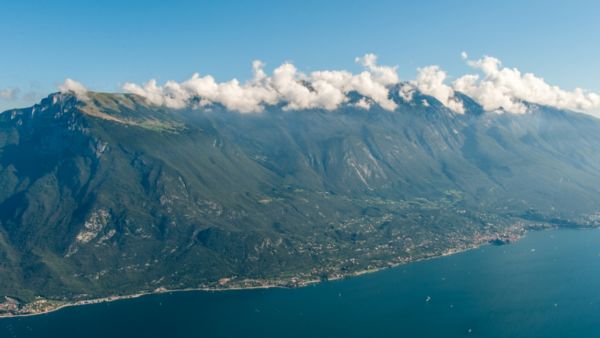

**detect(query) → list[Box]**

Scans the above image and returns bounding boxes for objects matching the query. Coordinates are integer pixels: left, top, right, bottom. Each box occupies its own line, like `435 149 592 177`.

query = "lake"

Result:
2 228 600 337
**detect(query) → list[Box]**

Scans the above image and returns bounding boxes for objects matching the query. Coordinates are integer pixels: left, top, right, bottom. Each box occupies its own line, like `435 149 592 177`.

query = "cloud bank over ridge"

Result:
454 53 600 114
121 54 398 113
60 54 600 116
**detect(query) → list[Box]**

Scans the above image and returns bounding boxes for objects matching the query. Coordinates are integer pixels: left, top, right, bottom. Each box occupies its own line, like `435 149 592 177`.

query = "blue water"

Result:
2 228 600 338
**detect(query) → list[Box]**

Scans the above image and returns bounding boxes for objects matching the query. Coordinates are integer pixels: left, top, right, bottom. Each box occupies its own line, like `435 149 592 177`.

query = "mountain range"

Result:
2 88 600 315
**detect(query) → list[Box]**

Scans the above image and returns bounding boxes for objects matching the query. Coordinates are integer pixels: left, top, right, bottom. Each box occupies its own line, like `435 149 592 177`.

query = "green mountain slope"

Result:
2 91 600 312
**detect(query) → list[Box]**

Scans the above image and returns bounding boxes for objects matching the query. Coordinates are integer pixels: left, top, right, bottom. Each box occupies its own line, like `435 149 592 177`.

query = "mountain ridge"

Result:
2 89 600 316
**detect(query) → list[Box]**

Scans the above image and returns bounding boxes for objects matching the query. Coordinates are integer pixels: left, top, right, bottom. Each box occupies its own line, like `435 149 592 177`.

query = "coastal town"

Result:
0 217 555 318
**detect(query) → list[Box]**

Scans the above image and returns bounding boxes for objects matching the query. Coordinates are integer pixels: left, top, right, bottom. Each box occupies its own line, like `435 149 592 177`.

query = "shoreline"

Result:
0 232 526 320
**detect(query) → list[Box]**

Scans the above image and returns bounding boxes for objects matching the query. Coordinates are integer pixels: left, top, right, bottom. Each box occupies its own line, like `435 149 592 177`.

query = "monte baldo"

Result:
2 89 600 316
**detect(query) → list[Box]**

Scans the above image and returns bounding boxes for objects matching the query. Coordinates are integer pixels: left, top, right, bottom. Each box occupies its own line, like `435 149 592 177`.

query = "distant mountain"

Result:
2 90 600 314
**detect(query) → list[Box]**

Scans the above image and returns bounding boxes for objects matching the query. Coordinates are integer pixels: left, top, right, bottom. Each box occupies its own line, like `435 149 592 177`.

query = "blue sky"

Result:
1 0 599 111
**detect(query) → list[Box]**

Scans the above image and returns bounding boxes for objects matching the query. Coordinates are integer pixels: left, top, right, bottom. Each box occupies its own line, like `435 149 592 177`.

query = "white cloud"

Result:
398 84 415 102
123 54 399 113
355 53 399 86
413 66 465 113
353 97 372 110
454 55 600 114
59 78 88 100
